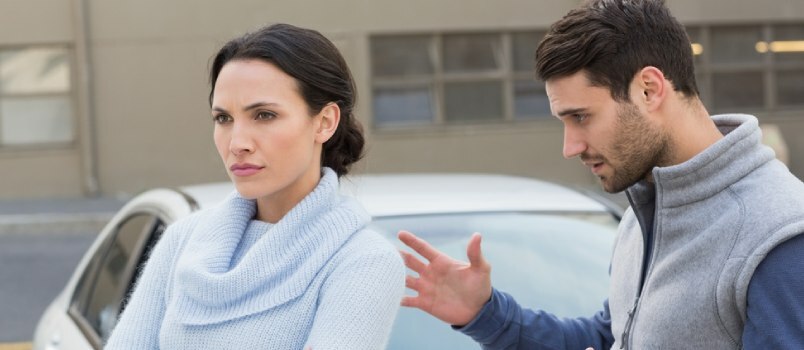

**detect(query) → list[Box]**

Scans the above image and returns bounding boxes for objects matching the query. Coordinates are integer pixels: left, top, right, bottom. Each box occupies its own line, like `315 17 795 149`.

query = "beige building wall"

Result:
0 0 85 198
85 0 592 197
1 0 803 198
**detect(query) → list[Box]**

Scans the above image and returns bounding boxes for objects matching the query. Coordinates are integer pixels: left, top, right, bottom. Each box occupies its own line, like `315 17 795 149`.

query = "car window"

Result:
370 212 618 350
69 213 165 347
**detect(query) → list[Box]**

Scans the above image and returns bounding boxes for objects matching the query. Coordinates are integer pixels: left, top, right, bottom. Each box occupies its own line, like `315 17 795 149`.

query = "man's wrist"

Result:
453 287 502 335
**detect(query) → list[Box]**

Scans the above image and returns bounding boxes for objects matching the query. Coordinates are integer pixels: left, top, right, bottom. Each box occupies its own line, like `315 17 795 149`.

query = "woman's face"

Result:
211 59 331 206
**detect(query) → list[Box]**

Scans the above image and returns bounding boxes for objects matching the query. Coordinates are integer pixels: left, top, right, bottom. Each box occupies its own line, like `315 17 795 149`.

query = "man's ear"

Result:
633 66 668 113
315 102 341 144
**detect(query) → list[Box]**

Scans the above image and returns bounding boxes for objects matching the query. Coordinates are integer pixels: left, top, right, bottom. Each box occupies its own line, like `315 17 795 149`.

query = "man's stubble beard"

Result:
601 102 671 193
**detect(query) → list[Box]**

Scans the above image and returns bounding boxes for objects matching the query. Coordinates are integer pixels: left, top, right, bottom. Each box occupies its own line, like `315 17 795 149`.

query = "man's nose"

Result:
562 127 586 159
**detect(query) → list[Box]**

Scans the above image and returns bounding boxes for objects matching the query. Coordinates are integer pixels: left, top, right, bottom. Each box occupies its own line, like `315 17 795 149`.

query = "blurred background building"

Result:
1 0 803 199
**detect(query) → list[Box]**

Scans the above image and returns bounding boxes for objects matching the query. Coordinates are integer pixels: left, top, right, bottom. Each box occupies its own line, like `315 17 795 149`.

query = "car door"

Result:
66 211 167 349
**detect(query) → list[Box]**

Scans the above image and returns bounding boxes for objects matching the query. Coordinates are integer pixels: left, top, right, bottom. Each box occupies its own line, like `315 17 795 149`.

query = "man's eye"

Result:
574 114 588 123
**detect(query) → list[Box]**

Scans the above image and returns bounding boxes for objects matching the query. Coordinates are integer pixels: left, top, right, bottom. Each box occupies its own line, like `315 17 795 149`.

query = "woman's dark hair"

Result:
209 23 364 177
536 0 699 102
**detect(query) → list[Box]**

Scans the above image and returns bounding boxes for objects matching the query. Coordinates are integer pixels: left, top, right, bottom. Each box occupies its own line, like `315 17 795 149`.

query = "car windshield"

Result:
369 211 618 350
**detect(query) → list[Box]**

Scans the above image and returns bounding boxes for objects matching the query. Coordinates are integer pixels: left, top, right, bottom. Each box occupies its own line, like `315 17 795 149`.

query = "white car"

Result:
33 173 620 350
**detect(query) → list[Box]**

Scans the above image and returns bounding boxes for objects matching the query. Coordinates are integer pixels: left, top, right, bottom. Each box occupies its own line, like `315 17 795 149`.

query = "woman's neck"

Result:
256 167 322 223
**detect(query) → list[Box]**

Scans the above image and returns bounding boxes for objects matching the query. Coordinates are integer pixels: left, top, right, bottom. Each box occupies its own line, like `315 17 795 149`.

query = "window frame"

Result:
369 22 804 131
369 30 553 130
687 22 804 113
0 44 78 149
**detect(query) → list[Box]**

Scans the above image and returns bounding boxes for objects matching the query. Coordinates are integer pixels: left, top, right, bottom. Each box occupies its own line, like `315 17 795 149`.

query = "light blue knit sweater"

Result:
105 168 405 349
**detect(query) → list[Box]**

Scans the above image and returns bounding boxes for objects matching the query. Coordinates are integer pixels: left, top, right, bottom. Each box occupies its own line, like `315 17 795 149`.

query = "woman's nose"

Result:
229 122 254 155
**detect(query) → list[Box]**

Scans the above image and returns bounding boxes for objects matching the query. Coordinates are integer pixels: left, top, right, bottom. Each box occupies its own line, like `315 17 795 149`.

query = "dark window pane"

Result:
443 34 501 73
711 26 765 64
514 79 551 119
712 72 764 110
686 27 704 65
512 31 545 72
444 81 502 122
371 36 433 77
86 215 153 339
373 86 433 126
84 214 154 342
777 70 804 108
773 24 804 63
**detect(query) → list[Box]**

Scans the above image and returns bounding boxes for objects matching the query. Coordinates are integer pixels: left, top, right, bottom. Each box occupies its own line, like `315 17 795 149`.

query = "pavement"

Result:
0 196 124 348
0 196 126 235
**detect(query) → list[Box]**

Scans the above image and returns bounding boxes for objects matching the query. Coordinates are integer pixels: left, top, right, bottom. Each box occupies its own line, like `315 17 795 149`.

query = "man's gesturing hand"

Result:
397 230 493 326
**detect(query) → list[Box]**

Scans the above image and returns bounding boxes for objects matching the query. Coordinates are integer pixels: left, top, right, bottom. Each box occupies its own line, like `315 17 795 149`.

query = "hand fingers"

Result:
400 250 427 274
398 230 441 261
400 295 424 309
405 275 421 291
466 232 488 269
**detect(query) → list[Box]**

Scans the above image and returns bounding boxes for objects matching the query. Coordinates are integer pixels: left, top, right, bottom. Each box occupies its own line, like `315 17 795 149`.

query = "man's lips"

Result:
229 163 264 177
590 163 604 175
582 160 605 175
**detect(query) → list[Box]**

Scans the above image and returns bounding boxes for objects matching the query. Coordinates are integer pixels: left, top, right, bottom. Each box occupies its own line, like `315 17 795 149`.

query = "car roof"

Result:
179 173 609 217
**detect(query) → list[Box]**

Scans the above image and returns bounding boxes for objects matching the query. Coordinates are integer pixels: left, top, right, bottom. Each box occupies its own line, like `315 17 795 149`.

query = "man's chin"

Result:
599 177 629 194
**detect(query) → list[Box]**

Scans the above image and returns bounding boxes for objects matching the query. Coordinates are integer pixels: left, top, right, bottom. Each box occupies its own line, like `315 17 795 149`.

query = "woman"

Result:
105 23 405 349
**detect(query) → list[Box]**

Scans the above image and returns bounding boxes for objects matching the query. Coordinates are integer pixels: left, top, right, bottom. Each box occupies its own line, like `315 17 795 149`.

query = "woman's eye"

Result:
256 111 276 120
213 114 232 124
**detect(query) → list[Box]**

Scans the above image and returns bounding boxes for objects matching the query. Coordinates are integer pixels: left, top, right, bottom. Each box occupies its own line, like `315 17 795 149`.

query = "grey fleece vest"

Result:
608 114 804 349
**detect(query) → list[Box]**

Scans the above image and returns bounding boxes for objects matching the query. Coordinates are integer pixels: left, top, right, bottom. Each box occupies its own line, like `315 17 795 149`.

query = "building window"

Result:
370 23 804 129
512 32 550 119
0 46 74 147
687 23 804 113
370 31 550 128
773 24 804 109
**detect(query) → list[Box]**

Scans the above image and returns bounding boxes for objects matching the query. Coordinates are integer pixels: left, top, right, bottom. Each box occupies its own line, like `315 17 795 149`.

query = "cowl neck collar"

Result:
172 168 370 324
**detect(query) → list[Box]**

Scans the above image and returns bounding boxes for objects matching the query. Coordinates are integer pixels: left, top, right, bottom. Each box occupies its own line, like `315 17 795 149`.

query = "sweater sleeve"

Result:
456 288 614 350
743 233 804 349
104 223 183 350
304 238 406 350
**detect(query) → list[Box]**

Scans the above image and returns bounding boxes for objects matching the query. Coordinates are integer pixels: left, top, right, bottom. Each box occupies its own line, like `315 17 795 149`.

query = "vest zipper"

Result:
622 190 660 349
620 298 639 349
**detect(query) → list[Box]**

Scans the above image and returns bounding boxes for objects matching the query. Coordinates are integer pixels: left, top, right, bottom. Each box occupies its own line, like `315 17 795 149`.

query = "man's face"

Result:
546 71 669 193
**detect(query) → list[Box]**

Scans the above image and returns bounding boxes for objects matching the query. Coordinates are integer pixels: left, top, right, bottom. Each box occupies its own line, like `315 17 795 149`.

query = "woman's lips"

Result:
230 163 264 177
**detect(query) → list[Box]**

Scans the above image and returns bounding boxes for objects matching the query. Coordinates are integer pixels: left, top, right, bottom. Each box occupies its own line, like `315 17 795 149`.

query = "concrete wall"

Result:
0 0 74 45
82 0 594 197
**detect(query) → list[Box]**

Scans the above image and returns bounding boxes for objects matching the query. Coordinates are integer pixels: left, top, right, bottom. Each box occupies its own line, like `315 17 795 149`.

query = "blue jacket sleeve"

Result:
743 233 804 349
455 288 614 350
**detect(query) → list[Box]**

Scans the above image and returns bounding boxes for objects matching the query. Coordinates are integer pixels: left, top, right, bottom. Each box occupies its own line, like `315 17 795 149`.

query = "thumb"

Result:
466 232 488 269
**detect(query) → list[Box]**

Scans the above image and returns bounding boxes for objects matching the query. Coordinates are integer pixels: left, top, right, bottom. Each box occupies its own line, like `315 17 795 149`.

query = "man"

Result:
398 0 804 348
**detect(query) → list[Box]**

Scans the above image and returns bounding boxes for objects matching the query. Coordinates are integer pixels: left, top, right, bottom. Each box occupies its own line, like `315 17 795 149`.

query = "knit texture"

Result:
105 168 405 349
